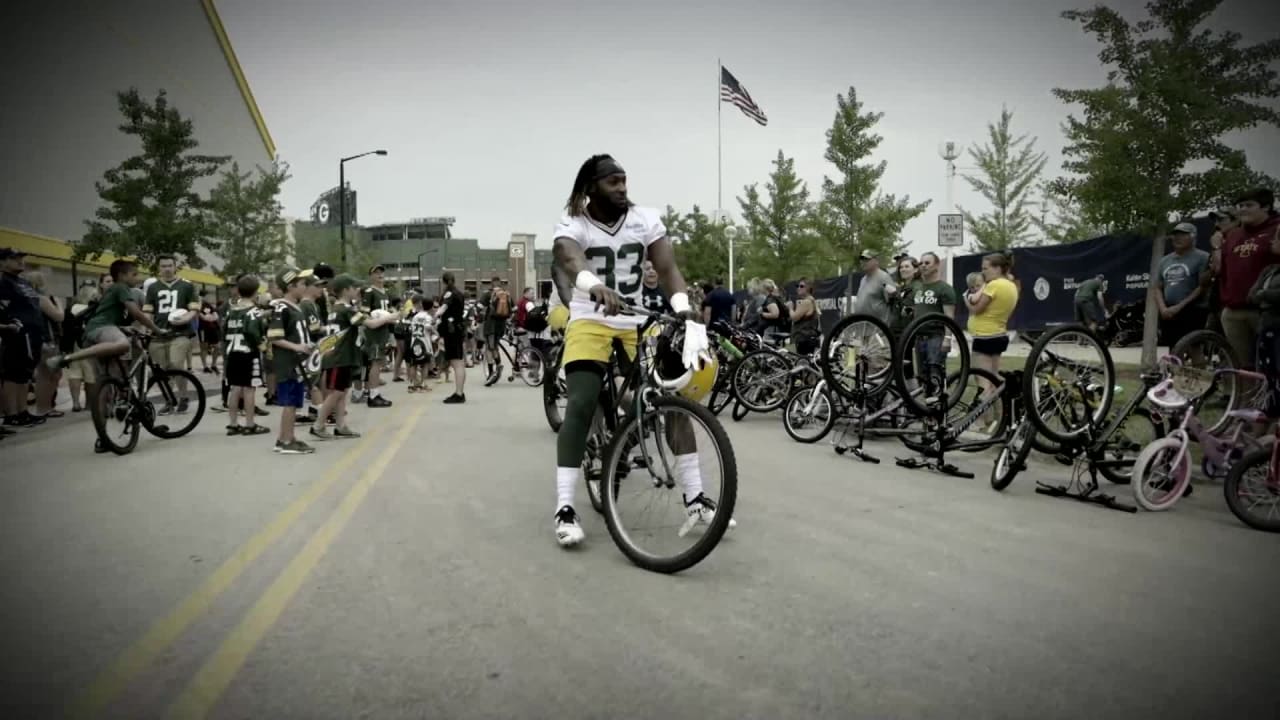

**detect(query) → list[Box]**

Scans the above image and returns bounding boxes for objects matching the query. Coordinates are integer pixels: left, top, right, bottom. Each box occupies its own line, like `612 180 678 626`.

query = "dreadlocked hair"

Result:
564 154 616 217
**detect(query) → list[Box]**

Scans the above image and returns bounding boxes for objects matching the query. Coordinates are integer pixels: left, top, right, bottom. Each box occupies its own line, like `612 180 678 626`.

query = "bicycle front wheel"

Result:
991 417 1036 491
1224 447 1280 533
90 377 140 455
821 314 894 401
783 384 836 444
1130 436 1191 511
600 395 737 574
146 369 206 439
518 346 545 387
892 313 971 417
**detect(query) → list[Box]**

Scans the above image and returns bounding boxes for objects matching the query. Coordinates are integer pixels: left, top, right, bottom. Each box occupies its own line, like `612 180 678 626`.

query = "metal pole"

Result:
339 161 347 266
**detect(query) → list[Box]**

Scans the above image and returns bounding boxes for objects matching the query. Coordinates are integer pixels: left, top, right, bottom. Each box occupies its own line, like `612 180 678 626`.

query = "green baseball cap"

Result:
331 273 361 293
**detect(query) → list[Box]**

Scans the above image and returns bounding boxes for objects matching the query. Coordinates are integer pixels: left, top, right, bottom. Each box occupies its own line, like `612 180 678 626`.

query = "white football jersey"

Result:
551 206 666 329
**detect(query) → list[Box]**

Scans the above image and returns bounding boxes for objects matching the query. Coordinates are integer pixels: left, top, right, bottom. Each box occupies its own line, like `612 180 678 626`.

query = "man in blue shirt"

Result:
1156 222 1211 349
0 248 61 427
701 277 735 327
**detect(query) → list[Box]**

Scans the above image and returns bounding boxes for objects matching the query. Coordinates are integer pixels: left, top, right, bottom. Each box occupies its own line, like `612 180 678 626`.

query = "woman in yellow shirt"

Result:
965 253 1019 381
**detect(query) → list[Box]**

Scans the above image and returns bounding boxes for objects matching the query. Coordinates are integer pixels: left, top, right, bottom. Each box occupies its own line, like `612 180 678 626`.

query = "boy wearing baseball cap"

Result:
266 267 315 454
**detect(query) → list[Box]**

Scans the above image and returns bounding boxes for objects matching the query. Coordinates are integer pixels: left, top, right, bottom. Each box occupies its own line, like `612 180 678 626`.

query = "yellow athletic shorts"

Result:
562 320 638 366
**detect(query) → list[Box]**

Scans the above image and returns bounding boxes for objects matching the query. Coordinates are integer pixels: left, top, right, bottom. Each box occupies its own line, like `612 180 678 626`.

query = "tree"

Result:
666 205 731 284
78 88 229 269
293 223 376 276
1054 0 1280 365
817 86 929 290
737 150 823 283
205 161 292 280
958 107 1048 252
1031 180 1107 245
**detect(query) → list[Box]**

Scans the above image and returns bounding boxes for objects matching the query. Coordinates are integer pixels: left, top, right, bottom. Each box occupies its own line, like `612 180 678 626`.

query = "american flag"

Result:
720 66 768 126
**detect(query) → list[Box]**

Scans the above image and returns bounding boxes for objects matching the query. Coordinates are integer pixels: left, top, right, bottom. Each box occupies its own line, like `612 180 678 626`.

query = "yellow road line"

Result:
165 406 427 720
69 412 402 719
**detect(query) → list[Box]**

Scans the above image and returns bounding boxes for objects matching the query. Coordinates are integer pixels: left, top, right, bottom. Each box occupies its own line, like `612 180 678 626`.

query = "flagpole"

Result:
717 58 732 292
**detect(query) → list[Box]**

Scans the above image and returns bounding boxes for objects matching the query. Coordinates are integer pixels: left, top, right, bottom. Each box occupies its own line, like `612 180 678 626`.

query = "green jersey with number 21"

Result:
552 205 666 330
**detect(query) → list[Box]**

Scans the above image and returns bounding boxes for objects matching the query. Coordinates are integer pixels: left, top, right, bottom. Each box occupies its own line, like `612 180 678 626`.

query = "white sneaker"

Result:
554 505 585 547
679 493 737 537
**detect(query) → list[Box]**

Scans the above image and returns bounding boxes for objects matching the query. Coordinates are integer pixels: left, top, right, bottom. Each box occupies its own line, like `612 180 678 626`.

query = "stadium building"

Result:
297 200 553 299
0 0 276 297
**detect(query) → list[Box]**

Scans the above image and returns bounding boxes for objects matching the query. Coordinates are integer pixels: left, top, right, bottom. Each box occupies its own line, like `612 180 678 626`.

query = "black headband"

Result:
593 159 625 181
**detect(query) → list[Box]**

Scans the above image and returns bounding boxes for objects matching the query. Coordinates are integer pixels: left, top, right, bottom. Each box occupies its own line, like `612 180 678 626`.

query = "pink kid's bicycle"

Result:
1129 356 1270 512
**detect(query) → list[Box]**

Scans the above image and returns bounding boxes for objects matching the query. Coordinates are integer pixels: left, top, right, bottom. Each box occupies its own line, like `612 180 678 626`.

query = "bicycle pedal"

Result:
1053 454 1073 466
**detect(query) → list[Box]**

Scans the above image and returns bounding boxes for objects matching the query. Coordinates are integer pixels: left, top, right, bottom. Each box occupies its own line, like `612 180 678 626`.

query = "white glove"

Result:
682 320 712 371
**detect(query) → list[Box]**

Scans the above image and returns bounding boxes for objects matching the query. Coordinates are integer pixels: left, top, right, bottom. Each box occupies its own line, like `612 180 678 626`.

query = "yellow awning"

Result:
0 226 227 286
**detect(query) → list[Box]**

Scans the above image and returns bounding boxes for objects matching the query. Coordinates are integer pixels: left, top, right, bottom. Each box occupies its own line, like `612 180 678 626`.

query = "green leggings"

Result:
556 366 603 468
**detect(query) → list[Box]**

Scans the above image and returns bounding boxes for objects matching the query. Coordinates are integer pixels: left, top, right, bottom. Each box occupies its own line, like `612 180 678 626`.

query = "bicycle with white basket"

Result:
1129 355 1270 512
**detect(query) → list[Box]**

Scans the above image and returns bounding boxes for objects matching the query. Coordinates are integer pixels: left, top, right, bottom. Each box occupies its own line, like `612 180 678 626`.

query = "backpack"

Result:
524 303 549 333
62 298 99 352
491 288 511 319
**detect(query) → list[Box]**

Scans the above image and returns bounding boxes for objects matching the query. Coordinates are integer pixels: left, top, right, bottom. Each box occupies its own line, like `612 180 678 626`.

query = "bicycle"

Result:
730 341 820 420
1130 357 1268 512
1223 419 1280 533
577 306 737 574
89 328 208 455
1016 323 1164 512
483 325 544 388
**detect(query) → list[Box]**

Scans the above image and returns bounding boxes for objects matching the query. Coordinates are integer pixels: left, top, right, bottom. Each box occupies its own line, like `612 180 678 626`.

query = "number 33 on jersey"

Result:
553 206 666 329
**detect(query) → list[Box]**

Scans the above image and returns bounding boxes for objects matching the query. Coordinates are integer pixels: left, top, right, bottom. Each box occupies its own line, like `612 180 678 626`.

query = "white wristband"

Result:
670 292 690 315
575 271 604 293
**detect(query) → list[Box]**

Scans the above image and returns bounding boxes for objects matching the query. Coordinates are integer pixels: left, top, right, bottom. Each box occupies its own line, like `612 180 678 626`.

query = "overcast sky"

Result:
218 0 1280 256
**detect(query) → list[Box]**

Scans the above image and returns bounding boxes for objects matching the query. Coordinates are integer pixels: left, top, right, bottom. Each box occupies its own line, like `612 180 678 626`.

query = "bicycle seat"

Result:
1146 379 1189 410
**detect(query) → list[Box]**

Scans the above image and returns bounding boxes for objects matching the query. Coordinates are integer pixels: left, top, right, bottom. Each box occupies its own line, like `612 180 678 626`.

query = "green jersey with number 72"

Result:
223 304 265 359
551 205 666 330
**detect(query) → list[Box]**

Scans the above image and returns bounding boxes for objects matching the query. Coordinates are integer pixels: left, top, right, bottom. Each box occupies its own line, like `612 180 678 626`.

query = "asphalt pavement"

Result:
1 373 1277 720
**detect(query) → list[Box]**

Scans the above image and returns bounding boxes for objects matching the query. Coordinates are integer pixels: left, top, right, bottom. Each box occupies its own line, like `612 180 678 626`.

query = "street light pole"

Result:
338 149 388 267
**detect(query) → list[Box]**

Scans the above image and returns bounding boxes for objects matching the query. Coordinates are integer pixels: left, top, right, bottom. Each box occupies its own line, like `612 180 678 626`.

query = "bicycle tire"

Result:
783 385 836 444
1223 447 1280 533
1130 436 1191 511
518 347 545 387
892 313 971 417
820 313 894 402
731 349 792 414
542 361 563 427
585 410 607 513
146 370 206 439
600 395 737 574
1097 406 1163 484
707 374 734 416
1170 329 1240 434
90 377 139 455
897 369 998 455
731 400 749 422
1022 324 1115 446
991 418 1036 491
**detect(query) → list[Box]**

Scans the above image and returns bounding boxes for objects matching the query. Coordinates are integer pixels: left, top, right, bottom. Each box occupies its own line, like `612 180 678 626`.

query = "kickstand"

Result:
1034 450 1136 513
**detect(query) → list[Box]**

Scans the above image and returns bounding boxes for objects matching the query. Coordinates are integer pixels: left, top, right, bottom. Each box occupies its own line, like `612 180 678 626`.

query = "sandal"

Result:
43 410 65 419
72 406 85 413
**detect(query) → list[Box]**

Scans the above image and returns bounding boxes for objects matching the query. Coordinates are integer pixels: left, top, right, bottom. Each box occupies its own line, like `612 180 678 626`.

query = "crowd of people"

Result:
0 250 542 451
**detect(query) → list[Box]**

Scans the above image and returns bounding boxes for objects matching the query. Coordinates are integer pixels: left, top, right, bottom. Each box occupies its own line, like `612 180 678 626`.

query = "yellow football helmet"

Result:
650 329 719 403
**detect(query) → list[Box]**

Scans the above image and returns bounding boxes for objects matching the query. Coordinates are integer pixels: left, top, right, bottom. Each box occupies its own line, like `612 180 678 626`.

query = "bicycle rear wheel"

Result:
90 377 140 455
1170 329 1239 434
892 313 971 417
601 395 737 574
146 369 206 439
1023 324 1115 446
1096 407 1163 484
731 349 792 413
821 314 894 402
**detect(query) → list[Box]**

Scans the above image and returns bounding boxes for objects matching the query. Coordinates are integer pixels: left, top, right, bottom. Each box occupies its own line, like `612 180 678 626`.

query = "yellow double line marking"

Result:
166 406 426 718
70 409 416 719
